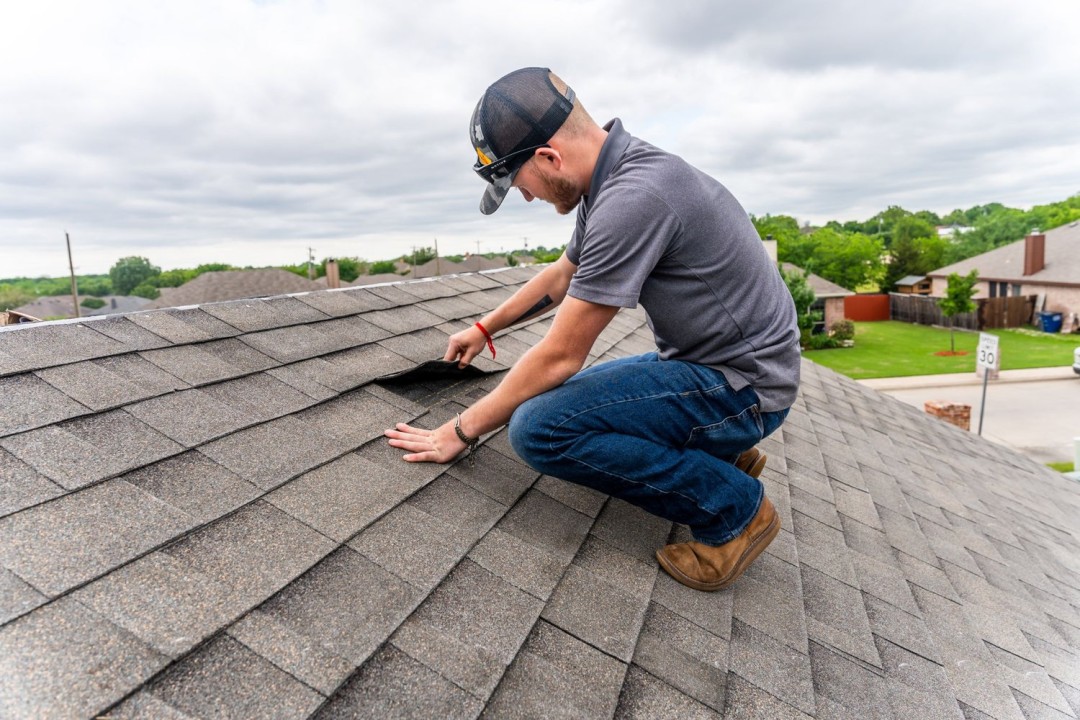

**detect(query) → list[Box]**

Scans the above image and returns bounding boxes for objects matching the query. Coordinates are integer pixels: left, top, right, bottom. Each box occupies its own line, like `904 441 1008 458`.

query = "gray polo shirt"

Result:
565 119 800 412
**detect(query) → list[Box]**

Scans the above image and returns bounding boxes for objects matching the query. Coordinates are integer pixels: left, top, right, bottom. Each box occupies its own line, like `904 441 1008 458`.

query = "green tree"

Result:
80 297 106 309
109 256 161 295
409 246 437 265
0 284 34 311
938 270 979 353
322 257 363 283
884 216 945 289
368 260 400 275
130 282 161 300
809 228 885 291
779 264 816 333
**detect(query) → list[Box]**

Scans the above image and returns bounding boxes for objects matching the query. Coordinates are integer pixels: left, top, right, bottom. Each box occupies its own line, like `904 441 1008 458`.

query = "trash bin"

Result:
1038 311 1064 333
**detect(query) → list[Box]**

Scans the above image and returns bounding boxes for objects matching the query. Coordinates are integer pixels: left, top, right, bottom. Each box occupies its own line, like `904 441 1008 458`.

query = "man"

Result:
386 67 799 592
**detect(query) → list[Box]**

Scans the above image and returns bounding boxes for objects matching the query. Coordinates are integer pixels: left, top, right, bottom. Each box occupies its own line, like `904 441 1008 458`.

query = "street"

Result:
860 367 1080 466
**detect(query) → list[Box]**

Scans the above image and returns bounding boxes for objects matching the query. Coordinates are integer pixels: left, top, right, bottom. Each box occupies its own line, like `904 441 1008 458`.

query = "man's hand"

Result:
384 421 466 463
445 325 488 368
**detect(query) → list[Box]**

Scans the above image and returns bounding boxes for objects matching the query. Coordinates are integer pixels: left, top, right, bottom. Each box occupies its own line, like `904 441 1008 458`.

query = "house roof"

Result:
896 275 929 287
143 269 323 309
2 267 1080 719
781 263 855 298
11 295 153 321
928 222 1080 286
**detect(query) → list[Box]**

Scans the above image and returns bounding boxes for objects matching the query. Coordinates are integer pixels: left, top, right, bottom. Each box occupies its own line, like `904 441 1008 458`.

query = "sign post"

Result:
975 333 999 435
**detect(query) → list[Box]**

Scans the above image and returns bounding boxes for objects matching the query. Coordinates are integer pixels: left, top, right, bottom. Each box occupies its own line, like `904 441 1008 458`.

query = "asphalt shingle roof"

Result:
2 267 1079 719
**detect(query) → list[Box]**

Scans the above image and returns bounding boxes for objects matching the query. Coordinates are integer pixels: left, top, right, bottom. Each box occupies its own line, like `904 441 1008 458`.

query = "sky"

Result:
2 0 1078 279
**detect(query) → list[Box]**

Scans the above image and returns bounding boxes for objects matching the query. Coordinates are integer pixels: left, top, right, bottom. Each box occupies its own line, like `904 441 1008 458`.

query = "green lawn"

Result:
805 321 1077 379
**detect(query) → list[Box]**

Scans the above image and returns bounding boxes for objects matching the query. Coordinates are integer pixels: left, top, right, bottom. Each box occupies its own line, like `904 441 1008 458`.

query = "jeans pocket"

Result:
684 403 764 458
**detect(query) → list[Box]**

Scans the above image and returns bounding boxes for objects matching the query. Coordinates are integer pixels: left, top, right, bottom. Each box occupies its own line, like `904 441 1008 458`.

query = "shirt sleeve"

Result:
567 185 682 308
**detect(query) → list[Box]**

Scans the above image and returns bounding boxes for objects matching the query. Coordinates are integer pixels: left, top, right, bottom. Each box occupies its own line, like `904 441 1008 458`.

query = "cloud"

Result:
1 0 1078 278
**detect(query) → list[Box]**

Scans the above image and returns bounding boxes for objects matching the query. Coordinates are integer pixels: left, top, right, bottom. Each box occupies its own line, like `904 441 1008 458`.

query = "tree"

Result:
779 264 816 340
808 228 885 291
938 270 979 353
408 247 437 266
883 216 945 290
368 260 400 275
131 282 161 300
322 257 363 283
0 284 34 311
109 257 160 295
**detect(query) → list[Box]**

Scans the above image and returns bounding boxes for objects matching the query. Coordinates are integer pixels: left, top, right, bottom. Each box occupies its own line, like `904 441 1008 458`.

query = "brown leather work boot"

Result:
735 447 766 478
655 497 780 592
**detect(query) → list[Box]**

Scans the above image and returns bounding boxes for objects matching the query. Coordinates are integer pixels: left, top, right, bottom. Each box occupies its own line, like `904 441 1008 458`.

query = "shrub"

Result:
830 320 855 341
808 333 839 350
80 297 106 309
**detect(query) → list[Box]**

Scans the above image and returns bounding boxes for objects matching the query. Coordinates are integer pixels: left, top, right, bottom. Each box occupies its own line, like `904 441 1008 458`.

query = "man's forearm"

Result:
477 255 575 334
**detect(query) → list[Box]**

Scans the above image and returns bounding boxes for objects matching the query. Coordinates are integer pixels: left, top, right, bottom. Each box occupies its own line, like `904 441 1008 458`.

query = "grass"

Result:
805 321 1077 380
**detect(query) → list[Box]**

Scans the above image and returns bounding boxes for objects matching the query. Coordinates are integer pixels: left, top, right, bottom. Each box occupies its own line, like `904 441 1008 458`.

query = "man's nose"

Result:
519 188 534 202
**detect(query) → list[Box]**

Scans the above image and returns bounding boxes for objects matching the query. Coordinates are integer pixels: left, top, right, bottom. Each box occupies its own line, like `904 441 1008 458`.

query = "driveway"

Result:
860 366 1080 466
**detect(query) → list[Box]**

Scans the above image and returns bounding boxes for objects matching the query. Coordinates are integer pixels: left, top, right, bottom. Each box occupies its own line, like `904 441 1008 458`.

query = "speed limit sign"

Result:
977 333 999 371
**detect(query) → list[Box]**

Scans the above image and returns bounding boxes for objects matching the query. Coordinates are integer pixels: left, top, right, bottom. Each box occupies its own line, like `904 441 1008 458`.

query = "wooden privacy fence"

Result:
888 293 1036 330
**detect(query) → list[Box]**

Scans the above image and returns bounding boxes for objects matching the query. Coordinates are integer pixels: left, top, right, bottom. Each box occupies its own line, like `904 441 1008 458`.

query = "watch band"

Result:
455 414 479 463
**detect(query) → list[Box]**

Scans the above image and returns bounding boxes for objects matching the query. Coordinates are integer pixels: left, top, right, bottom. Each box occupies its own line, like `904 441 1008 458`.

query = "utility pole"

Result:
434 238 441 277
66 232 80 318
307 247 316 281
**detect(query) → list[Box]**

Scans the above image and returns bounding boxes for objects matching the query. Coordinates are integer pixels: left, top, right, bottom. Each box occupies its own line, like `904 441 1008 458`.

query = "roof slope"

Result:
143 269 323 309
928 222 1080 285
2 267 1080 719
781 262 854 298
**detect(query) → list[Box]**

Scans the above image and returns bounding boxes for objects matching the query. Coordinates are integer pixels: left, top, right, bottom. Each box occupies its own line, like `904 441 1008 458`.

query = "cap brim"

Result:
479 172 514 215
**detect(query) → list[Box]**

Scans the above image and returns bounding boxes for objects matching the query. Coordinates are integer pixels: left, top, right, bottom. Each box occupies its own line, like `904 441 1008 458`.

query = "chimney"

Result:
1023 230 1045 276
762 235 778 263
325 259 341 289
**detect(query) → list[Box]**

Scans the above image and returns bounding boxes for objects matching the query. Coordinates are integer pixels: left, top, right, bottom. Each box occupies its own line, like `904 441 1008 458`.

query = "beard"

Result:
535 166 583 215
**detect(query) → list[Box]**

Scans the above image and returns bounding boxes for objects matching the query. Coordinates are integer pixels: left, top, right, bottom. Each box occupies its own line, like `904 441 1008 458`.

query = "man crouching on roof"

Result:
386 68 800 593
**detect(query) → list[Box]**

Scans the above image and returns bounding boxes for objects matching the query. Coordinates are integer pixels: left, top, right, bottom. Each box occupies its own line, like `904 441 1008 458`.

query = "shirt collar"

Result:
584 118 632 206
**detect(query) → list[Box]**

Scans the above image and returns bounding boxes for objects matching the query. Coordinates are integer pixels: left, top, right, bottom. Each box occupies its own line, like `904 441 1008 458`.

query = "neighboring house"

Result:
401 258 470 279
780 262 853 328
143 269 321 310
3 267 1080 718
11 295 152 321
457 254 509 272
352 272 409 287
894 275 933 295
927 223 1080 318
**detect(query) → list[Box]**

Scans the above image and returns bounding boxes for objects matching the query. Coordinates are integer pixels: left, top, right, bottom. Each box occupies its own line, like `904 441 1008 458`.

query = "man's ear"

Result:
535 146 563 170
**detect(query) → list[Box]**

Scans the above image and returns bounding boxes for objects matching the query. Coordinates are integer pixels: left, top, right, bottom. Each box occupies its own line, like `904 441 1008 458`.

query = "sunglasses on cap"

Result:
473 143 551 185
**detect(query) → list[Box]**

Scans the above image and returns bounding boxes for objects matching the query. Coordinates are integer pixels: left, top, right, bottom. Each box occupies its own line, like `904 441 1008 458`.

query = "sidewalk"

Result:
859 365 1076 391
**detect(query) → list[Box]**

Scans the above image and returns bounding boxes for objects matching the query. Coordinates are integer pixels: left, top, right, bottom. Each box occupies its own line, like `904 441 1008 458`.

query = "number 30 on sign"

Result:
977 333 999 371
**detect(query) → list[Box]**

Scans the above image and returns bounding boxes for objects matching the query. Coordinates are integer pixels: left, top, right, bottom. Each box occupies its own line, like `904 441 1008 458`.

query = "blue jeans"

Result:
508 353 788 545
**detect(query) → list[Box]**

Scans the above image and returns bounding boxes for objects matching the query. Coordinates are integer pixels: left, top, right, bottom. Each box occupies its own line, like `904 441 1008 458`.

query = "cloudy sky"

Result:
3 0 1078 279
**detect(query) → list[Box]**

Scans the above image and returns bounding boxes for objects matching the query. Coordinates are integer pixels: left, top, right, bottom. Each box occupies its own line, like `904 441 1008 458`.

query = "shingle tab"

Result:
79 315 171 350
0 373 89 435
0 567 46 625
141 634 324 719
445 445 539 506
615 665 723 720
1 411 183 489
122 451 259 525
36 354 187 411
632 602 728 711
392 559 543 700
0 449 64 518
0 322 127 368
123 388 253 447
0 597 168 719
0 479 194 596
139 344 247 386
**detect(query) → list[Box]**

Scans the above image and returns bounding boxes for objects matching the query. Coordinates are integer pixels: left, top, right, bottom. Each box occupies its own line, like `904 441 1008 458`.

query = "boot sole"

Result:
736 449 767 479
655 509 781 592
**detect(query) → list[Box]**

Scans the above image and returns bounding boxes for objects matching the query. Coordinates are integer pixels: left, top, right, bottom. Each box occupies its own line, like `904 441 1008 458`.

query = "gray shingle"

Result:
0 373 89 435
468 527 570 601
445 445 539 506
734 551 808 655
79 315 171 350
266 453 424 542
71 550 248 658
200 298 293 332
482 620 627 719
161 501 336 606
800 563 881 668
392 559 544 700
589 498 673 565
722 671 815 720
264 363 339 401
362 305 447 335
0 567 46 625
0 597 168 719
350 501 480 592
36 354 187 411
139 344 248 386
615 665 723 720
541 537 654 663
198 416 347 490
122 451 259 525
533 474 608 518
233 547 421 691
495 489 593 565
127 310 227 344
293 388 406 449
632 602 728 711
0 322 127 368
1 410 183 489
201 372 318 423
0 449 64 518
293 288 387 317
314 643 484 720
377 327 457 364
650 567 734 641
808 640 891 719
728 618 815 716
296 344 414 391
197 337 279 374
143 634 324 719
123 388 253 447
239 323 375 363
0 479 194 596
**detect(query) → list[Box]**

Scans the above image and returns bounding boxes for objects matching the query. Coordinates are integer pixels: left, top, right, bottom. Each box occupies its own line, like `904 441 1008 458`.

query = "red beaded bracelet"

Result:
475 321 496 359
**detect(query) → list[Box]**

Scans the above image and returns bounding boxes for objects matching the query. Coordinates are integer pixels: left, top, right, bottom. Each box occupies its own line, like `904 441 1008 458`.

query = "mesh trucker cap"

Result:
470 67 575 215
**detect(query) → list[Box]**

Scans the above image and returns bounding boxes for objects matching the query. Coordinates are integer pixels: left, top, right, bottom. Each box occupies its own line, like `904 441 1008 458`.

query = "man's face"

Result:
513 155 582 216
